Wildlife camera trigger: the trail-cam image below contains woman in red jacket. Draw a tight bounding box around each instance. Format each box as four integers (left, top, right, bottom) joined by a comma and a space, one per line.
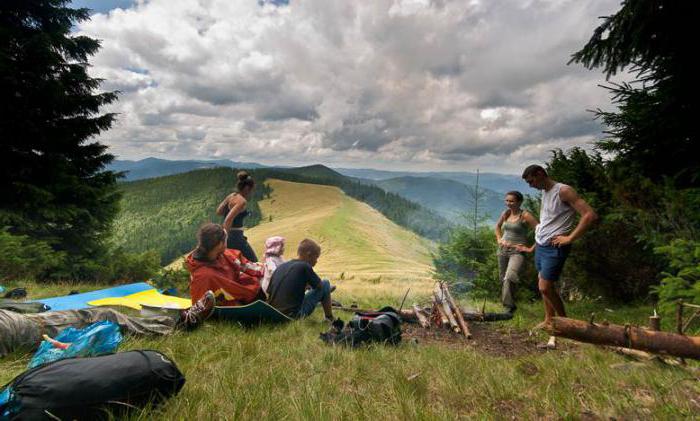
187, 223, 264, 306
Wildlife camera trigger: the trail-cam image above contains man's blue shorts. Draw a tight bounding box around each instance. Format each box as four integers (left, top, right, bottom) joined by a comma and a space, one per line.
535, 243, 571, 282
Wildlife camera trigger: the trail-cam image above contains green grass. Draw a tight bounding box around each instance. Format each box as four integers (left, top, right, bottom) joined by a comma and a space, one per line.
2, 281, 699, 419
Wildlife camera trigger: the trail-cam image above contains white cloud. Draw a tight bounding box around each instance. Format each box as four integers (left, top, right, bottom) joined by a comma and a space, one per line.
80, 0, 621, 173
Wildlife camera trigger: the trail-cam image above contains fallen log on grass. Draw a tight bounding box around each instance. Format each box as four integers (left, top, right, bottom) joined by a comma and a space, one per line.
546, 317, 700, 360
330, 305, 513, 322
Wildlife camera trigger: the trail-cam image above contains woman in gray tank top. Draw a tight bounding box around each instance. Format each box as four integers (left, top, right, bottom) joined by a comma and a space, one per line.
494, 191, 538, 312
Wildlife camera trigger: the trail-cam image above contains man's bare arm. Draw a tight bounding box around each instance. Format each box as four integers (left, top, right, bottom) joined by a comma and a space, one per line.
551, 186, 598, 246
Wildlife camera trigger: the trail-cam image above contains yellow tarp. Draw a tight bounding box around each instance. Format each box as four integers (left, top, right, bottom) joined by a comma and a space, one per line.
88, 289, 191, 310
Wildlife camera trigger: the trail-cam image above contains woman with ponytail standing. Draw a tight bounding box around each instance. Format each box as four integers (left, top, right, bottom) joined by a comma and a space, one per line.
216, 171, 258, 262
494, 191, 539, 313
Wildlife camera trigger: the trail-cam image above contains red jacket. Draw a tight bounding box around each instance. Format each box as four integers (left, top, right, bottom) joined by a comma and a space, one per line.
186, 249, 263, 306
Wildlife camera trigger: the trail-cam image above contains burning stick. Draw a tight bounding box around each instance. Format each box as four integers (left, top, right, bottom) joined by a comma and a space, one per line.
434, 283, 460, 333
442, 283, 472, 339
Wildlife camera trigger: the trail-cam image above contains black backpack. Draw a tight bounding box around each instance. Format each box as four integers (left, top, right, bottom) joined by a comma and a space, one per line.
0, 350, 185, 420
321, 306, 402, 347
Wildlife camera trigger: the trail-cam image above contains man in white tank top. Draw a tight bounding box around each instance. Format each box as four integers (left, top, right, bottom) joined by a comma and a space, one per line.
522, 165, 598, 348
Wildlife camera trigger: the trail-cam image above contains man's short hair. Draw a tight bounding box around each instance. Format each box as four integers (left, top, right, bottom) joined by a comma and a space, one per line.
522, 164, 547, 179
298, 238, 321, 257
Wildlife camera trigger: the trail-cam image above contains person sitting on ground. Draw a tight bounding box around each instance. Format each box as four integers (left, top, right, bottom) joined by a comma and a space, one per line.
261, 236, 286, 298
494, 190, 538, 313
187, 223, 264, 306
0, 291, 216, 358
522, 164, 598, 348
267, 239, 335, 320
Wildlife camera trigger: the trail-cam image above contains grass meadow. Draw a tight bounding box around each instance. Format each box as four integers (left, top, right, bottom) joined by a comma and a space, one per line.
2, 180, 698, 419
1, 280, 699, 419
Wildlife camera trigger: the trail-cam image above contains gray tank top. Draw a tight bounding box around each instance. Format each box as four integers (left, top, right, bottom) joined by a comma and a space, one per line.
501, 214, 528, 245
535, 183, 575, 245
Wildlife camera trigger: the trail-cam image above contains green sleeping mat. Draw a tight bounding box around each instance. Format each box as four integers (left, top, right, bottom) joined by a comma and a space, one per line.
213, 300, 292, 324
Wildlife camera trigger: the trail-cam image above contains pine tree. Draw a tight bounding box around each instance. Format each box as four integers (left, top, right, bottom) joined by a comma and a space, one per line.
570, 0, 697, 188
0, 0, 120, 277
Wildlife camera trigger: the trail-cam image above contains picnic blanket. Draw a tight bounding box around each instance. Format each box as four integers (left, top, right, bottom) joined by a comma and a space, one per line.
88, 289, 191, 311
31, 283, 154, 312
214, 300, 292, 324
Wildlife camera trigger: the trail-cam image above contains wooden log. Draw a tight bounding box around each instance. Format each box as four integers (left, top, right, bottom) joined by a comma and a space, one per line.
412, 304, 430, 329
433, 301, 449, 326
442, 283, 472, 339
434, 284, 460, 333
332, 306, 513, 322
546, 317, 700, 360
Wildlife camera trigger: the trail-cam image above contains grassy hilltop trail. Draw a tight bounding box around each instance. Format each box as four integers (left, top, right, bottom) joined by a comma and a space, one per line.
245, 179, 435, 298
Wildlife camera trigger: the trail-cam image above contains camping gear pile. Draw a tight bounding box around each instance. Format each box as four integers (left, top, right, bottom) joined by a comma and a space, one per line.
320, 307, 402, 347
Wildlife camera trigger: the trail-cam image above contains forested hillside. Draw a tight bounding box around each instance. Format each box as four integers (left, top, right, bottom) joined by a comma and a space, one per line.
372, 176, 504, 223
113, 168, 268, 264
114, 166, 452, 265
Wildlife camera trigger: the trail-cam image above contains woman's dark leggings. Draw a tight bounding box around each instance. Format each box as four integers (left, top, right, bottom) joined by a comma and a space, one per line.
226, 230, 258, 262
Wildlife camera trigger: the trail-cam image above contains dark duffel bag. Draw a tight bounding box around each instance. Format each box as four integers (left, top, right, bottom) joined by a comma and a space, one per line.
0, 350, 185, 420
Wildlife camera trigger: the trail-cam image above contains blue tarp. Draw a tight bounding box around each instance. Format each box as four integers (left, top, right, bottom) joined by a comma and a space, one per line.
30, 282, 154, 311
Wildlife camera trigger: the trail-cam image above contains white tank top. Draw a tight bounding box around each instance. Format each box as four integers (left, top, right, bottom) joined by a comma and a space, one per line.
535, 183, 575, 245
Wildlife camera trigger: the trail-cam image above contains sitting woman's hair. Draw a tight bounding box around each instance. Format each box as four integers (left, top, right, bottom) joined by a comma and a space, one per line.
193, 223, 226, 260
297, 238, 321, 258
236, 171, 255, 192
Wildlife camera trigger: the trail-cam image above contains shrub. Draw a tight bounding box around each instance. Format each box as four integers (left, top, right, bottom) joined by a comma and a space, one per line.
0, 229, 64, 281
652, 239, 700, 314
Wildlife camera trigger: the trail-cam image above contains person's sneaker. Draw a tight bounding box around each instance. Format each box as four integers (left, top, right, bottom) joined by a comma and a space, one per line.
180, 290, 215, 329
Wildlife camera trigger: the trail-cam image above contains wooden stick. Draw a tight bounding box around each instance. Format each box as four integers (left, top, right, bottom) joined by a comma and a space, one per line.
434, 301, 449, 326
442, 283, 472, 339
608, 346, 682, 366
412, 304, 430, 329
434, 284, 460, 333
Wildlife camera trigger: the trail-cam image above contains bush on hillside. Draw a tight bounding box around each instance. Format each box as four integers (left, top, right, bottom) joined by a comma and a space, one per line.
652, 239, 700, 315
0, 229, 65, 281
93, 248, 161, 284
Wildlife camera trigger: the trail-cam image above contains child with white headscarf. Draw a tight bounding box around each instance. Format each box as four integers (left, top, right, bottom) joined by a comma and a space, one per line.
261, 236, 285, 297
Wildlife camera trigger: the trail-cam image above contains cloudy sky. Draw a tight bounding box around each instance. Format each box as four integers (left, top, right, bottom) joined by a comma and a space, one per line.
72, 0, 621, 174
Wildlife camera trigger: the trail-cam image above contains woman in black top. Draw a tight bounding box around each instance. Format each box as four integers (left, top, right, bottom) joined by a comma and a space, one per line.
216, 171, 258, 262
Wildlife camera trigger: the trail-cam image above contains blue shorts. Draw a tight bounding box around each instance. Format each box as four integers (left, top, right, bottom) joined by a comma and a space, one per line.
535, 243, 571, 282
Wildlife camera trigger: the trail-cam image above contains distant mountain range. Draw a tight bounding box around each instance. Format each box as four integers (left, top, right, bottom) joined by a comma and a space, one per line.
334, 168, 528, 194
107, 158, 517, 224
109, 157, 267, 181
369, 176, 504, 223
